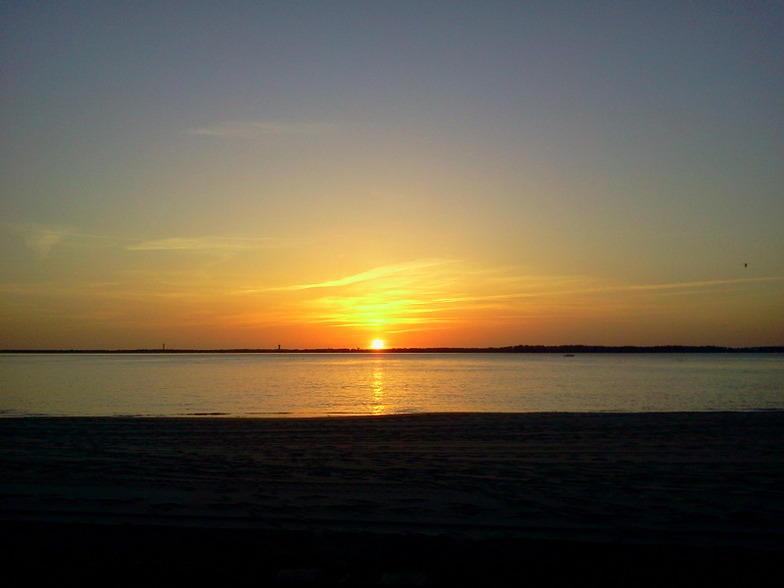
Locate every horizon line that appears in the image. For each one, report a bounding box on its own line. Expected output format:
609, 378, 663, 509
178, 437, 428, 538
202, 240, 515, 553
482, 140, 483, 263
2, 345, 782, 354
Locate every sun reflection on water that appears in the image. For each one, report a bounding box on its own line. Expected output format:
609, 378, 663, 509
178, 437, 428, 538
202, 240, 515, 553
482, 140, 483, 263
371, 360, 386, 415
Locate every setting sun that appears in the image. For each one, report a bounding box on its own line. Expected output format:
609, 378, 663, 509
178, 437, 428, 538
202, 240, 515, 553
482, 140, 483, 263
370, 339, 386, 350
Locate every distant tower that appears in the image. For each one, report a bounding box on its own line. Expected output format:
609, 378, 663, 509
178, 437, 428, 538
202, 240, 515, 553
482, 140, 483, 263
162, 343, 166, 351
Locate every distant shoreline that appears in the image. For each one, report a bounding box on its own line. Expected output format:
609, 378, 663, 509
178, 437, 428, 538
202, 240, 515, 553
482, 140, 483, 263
2, 345, 782, 354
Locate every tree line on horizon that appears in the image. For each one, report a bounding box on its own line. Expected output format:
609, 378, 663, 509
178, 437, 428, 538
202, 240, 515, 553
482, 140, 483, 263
3, 345, 782, 353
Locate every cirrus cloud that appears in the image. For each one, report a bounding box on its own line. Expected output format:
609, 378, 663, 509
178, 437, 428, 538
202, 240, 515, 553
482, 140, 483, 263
125, 236, 285, 252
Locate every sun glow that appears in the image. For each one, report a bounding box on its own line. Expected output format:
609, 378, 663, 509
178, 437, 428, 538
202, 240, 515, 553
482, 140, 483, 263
370, 339, 386, 350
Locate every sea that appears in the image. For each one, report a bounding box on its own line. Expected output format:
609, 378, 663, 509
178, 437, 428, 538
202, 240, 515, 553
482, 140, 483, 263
1, 352, 782, 418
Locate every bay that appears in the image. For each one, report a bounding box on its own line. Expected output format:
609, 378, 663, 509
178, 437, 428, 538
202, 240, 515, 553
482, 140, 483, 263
1, 352, 782, 417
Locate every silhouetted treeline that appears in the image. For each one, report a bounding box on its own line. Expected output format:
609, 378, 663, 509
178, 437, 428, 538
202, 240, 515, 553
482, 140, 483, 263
2, 345, 782, 354
502, 345, 784, 354
377, 345, 783, 353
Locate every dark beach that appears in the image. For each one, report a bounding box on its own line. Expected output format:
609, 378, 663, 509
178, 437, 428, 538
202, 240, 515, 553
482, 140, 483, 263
2, 412, 782, 586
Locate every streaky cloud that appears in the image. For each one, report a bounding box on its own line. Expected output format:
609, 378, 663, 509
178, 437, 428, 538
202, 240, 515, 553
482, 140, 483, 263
23, 227, 70, 259
11, 223, 102, 259
624, 276, 784, 291
261, 258, 458, 292
8, 223, 287, 258
125, 236, 281, 252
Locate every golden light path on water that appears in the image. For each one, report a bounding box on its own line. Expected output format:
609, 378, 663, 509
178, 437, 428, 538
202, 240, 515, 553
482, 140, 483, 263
371, 360, 385, 416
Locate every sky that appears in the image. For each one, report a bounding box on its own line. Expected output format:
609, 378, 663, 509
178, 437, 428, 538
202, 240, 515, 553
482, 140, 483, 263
1, 1, 782, 350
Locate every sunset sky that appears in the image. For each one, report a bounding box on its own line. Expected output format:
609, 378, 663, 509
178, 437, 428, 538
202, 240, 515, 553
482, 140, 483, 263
2, 1, 782, 350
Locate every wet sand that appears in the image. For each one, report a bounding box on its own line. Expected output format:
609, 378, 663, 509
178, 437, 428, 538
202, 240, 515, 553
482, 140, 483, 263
2, 412, 783, 585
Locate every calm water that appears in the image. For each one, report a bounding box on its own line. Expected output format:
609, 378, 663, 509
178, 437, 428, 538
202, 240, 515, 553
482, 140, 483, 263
1, 353, 782, 417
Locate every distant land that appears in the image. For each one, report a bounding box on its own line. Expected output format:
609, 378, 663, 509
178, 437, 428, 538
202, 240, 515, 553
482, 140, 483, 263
2, 345, 782, 354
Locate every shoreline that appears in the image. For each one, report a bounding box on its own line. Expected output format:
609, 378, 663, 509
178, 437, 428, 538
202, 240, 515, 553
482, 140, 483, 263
3, 412, 783, 585
3, 408, 784, 421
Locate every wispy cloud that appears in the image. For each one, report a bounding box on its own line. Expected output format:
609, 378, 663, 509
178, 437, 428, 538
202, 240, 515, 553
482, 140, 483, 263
125, 236, 283, 252
235, 259, 590, 331
7, 222, 291, 259
261, 259, 456, 292
189, 119, 337, 139
12, 223, 90, 258
623, 276, 784, 292
237, 258, 784, 334
24, 227, 70, 258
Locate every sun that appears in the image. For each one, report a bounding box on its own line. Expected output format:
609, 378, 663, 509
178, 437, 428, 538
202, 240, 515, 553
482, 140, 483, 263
370, 339, 386, 350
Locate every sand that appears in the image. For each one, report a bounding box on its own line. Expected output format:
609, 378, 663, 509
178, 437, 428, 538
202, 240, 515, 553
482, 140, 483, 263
2, 412, 783, 585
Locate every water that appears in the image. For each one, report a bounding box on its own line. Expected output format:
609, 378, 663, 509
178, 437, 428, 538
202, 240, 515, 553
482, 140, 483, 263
1, 352, 782, 417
